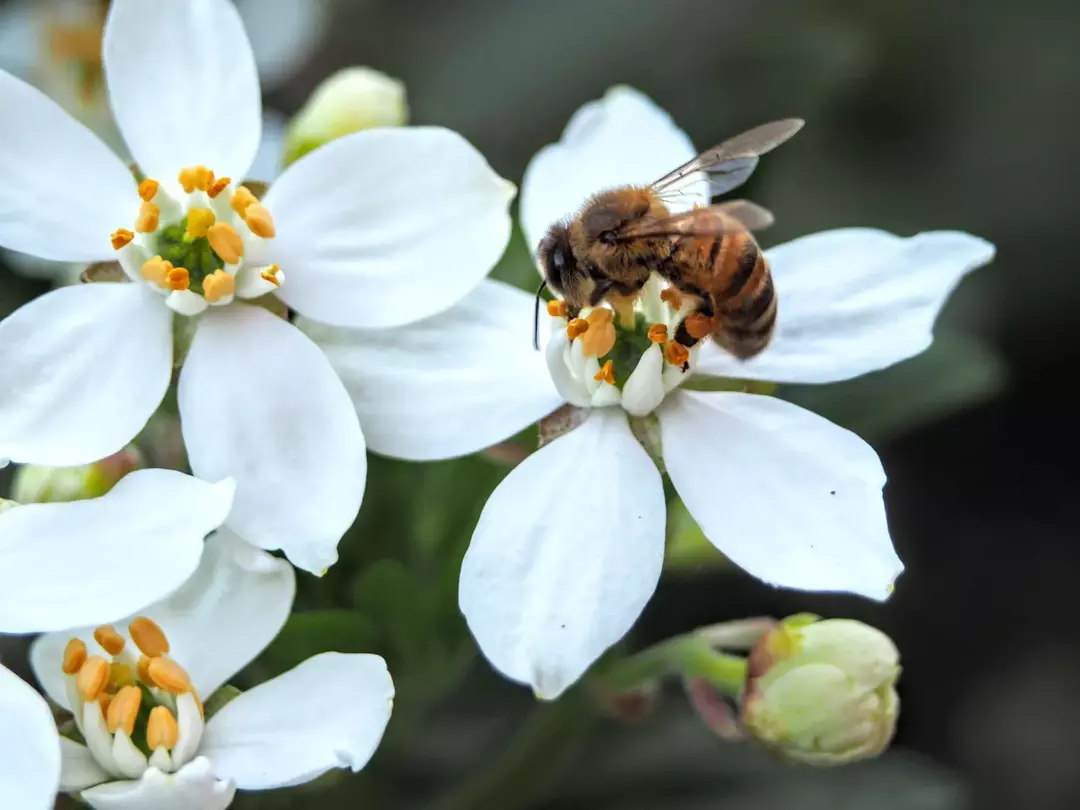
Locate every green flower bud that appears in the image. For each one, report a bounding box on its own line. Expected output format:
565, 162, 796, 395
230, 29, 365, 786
10, 445, 145, 504
740, 616, 900, 766
284, 67, 408, 166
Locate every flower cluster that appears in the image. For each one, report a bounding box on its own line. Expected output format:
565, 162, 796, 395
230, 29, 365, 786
0, 1, 997, 807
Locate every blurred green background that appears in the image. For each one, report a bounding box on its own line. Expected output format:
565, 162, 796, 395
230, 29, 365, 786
3, 0, 1080, 808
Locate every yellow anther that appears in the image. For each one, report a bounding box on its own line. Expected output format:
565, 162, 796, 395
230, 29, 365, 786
207, 176, 231, 199
260, 265, 282, 287
147, 706, 179, 751
76, 656, 110, 700
194, 166, 215, 191
111, 228, 134, 250
166, 267, 190, 291
62, 639, 87, 675
93, 625, 125, 656
96, 693, 112, 717
140, 256, 172, 287
664, 341, 690, 368
230, 185, 257, 217
594, 359, 615, 385
660, 287, 683, 309
135, 201, 160, 233
106, 685, 141, 737
178, 167, 198, 194
207, 222, 244, 264
244, 203, 276, 238
203, 269, 236, 303
684, 312, 715, 340
109, 663, 135, 689
547, 300, 568, 318
566, 318, 589, 340
129, 617, 169, 657
138, 178, 159, 202
135, 655, 153, 684
581, 308, 616, 357
647, 323, 669, 344
147, 657, 193, 695
186, 207, 216, 239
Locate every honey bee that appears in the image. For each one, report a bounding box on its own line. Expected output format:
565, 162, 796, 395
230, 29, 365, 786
534, 118, 804, 361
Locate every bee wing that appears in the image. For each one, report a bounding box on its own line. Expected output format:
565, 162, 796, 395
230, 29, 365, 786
651, 118, 804, 200
713, 199, 774, 231
615, 206, 746, 241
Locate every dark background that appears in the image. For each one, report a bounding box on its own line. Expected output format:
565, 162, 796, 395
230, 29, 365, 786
3, 1, 1079, 808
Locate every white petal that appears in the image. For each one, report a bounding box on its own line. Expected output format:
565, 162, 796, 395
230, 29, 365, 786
236, 0, 330, 92
658, 391, 902, 600
0, 470, 235, 633
459, 408, 666, 699
81, 758, 236, 810
0, 69, 135, 261
201, 653, 393, 790
60, 738, 110, 793
103, 0, 261, 182
179, 305, 365, 574
112, 732, 149, 779
262, 127, 515, 328
305, 279, 563, 461
621, 343, 666, 417
695, 229, 997, 384
519, 85, 703, 257
0, 664, 60, 810
0, 283, 172, 466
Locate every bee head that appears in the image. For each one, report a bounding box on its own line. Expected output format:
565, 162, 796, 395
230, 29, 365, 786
537, 222, 590, 311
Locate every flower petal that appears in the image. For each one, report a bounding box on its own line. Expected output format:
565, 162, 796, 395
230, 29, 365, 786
695, 229, 996, 384
80, 758, 236, 810
0, 69, 135, 261
262, 127, 515, 328
303, 279, 563, 461
658, 391, 902, 600
519, 85, 703, 258
459, 408, 666, 699
236, 0, 330, 92
201, 653, 393, 790
103, 0, 261, 183
0, 664, 60, 810
60, 739, 110, 793
0, 283, 172, 466
0, 469, 235, 634
178, 305, 365, 573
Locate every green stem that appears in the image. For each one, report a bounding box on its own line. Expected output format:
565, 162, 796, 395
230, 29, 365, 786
602, 636, 748, 697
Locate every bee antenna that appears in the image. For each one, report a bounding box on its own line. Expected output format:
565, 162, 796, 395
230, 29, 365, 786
533, 279, 548, 351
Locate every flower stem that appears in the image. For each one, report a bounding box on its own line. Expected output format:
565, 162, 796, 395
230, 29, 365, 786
601, 635, 748, 697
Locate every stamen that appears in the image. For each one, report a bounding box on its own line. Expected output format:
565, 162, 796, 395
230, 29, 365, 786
581, 308, 616, 357
111, 228, 134, 250
105, 685, 141, 737
96, 693, 112, 717
648, 324, 669, 343
594, 359, 616, 385
660, 288, 682, 309
684, 312, 715, 340
207, 177, 231, 199
186, 208, 216, 239
93, 625, 125, 656
62, 639, 87, 675
135, 655, 153, 684
138, 179, 160, 202
109, 663, 135, 689
566, 318, 589, 340
146, 706, 179, 751
244, 203, 276, 238
140, 256, 172, 287
203, 269, 236, 303
129, 617, 169, 657
76, 656, 110, 700
230, 186, 257, 217
207, 223, 244, 264
547, 300, 568, 318
664, 341, 690, 368
178, 167, 198, 194
260, 265, 282, 287
166, 267, 190, 292
147, 657, 193, 695
135, 201, 160, 233
194, 166, 215, 191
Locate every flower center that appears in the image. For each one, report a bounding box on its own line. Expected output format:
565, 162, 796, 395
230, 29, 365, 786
110, 166, 284, 317
61, 617, 204, 779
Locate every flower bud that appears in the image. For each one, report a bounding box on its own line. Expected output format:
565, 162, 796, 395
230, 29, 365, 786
284, 67, 408, 166
10, 445, 144, 504
740, 616, 900, 766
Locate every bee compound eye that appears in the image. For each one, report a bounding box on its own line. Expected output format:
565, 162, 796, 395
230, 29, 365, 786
598, 230, 617, 245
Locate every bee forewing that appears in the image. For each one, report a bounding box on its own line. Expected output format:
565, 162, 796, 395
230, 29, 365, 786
713, 199, 775, 231
614, 206, 742, 241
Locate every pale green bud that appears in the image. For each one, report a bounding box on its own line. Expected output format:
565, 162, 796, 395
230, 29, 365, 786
740, 616, 900, 766
284, 67, 408, 166
10, 445, 145, 504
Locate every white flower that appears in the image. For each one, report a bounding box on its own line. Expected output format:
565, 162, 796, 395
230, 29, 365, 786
29, 530, 395, 810
0, 0, 515, 572
302, 85, 995, 699
0, 663, 62, 810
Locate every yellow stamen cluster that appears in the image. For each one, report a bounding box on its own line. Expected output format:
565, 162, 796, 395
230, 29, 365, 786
660, 288, 683, 309
147, 706, 179, 750
208, 176, 232, 199
594, 359, 616, 385
179, 165, 216, 194
111, 228, 134, 250
166, 266, 191, 292
106, 685, 141, 736
186, 207, 216, 239
244, 203, 276, 238
260, 265, 282, 287
138, 179, 160, 202
581, 308, 616, 358
684, 312, 715, 340
135, 201, 160, 233
203, 269, 236, 303
566, 318, 589, 340
230, 186, 258, 217
664, 341, 690, 368
129, 616, 169, 657
647, 323, 668, 344
76, 656, 109, 700
547, 299, 568, 318
93, 625, 125, 656
207, 223, 244, 265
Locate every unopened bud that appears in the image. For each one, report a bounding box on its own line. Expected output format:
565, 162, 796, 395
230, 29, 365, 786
284, 66, 408, 166
11, 445, 144, 504
740, 616, 900, 766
